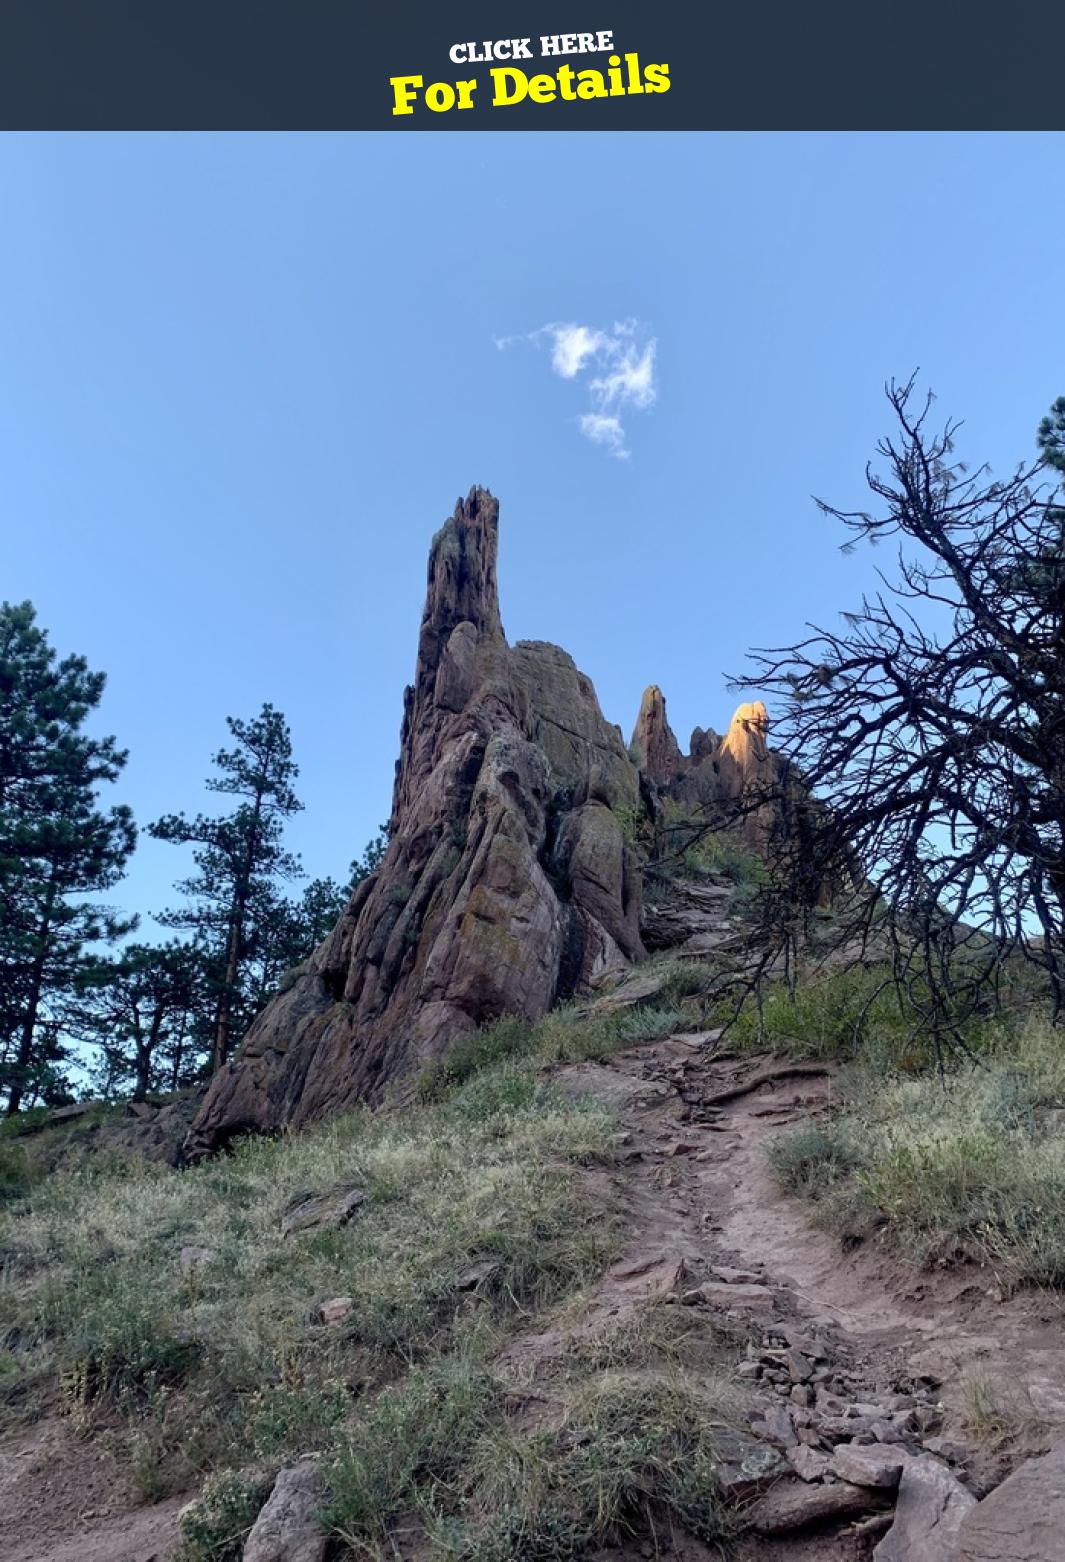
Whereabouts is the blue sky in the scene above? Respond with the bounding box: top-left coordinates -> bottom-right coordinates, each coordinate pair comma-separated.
2,131 -> 1063,929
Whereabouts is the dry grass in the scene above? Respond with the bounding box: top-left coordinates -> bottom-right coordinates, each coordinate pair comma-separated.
769,1013 -> 1065,1287
0,1064 -> 619,1514
961,1367 -> 1048,1448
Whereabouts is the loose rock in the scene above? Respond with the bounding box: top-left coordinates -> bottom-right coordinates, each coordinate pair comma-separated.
242,1461 -> 328,1562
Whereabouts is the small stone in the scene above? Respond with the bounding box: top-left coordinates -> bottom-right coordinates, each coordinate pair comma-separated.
681,1280 -> 776,1312
785,1348 -> 814,1382
923,1435 -> 968,1463
737,1361 -> 763,1380
790,1384 -> 815,1408
317,1296 -> 354,1324
455,1260 -> 500,1291
750,1404 -> 797,1448
716,1444 -> 789,1500
788,1444 -> 831,1482
710,1264 -> 764,1285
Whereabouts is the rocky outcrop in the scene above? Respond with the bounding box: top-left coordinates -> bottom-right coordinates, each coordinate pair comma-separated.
186,489 -> 810,1157
187,489 -> 645,1155
957,1441 -> 1065,1561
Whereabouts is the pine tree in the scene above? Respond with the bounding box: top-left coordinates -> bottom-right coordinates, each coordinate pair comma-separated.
0,602 -> 136,1113
74,940 -> 204,1101
150,704 -> 302,1073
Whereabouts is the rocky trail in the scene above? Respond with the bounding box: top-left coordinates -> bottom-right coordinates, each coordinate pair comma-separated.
522,1022 -> 1065,1560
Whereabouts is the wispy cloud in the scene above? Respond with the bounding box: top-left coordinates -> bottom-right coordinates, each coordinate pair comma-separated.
497,319 -> 657,459
578,412 -> 627,456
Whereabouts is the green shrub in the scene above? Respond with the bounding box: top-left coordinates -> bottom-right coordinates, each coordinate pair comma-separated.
771,1014 -> 1065,1286
726,964 -> 1003,1066
177,1469 -> 271,1562
768,1121 -> 866,1199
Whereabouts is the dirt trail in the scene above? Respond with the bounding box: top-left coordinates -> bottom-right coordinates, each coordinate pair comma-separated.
536,1031 -> 1065,1558
8,1029 -> 1065,1561
0,1414 -> 189,1562
557,1033 -> 1065,1429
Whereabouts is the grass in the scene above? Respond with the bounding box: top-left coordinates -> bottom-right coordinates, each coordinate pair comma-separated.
961,1367 -> 1048,1449
725,962 -> 1009,1068
416,957 -> 712,1101
0,1101 -> 126,1205
768,1012 -> 1065,1286
0,1063 -> 619,1507
321,1305 -> 746,1560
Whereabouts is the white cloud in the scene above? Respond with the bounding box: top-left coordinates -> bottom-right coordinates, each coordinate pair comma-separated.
548,324 -> 607,379
578,412 -> 629,459
496,318 -> 657,458
590,340 -> 656,411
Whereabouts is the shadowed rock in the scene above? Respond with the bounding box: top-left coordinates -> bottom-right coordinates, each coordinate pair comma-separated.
186,489 -> 644,1157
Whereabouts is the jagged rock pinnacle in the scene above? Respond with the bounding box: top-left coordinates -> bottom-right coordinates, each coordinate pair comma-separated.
631,685 -> 683,784
186,489 -> 644,1156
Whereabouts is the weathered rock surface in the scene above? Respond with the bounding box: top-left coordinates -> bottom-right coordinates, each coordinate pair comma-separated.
242,1460 -> 327,1562
188,490 -> 647,1153
187,489 -> 803,1155
280,1184 -> 367,1239
957,1441 -> 1065,1561
630,684 -> 683,784
831,1440 -> 906,1488
746,1477 -> 886,1533
874,1453 -> 976,1561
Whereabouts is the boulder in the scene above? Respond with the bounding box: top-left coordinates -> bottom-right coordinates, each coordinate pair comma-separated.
957,1441 -> 1065,1560
874,1453 -> 976,1562
242,1460 -> 327,1562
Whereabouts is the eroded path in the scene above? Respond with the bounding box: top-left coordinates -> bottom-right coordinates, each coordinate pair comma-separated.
537,1028 -> 1065,1557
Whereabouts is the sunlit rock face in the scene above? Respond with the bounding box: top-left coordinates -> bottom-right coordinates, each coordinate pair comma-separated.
630,689 -> 787,856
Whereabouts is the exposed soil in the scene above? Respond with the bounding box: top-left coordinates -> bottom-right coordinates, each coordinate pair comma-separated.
0,1414 -> 190,1561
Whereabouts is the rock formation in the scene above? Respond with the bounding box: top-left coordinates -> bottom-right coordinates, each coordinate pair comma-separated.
187,489 -> 644,1154
630,686 -> 790,858
187,489 -> 804,1156
630,685 -> 683,785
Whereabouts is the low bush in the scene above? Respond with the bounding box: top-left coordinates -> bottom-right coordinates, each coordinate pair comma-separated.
769,1014 -> 1065,1286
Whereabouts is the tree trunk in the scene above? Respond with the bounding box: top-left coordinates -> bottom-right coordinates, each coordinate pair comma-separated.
6,877 -> 58,1115
211,791 -> 265,1074
133,1004 -> 165,1103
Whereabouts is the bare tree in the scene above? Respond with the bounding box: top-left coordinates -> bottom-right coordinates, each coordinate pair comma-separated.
733,379 -> 1065,1049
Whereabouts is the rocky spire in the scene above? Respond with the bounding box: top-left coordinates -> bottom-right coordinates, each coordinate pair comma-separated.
185,489 -> 644,1158
630,685 -> 683,785
718,700 -> 771,785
